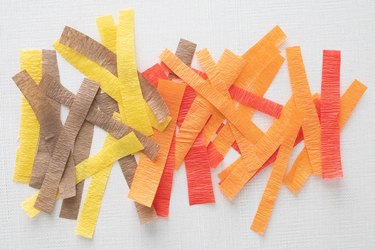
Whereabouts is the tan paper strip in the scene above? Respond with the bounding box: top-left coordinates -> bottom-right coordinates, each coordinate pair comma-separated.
43,79 -> 160,160
118,156 -> 157,224
60,121 -> 94,220
175,38 -> 197,67
93,92 -> 119,115
59,26 -> 169,123
34,78 -> 99,213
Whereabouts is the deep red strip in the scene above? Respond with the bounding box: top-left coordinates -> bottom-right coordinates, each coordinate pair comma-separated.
177,85 -> 197,127
229,85 -> 283,118
185,133 -> 215,205
142,64 -> 169,87
321,50 -> 342,179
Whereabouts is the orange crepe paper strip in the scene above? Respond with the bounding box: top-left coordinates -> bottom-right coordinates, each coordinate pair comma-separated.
185,133 -> 215,205
218,98 -> 296,200
128,80 -> 185,207
142,64 -> 169,87
251,109 -> 304,234
284,80 -> 367,193
321,50 -> 342,179
286,46 -> 321,175
229,86 -> 283,118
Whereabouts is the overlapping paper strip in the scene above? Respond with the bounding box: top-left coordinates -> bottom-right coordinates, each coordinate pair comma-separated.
12,8 -> 366,238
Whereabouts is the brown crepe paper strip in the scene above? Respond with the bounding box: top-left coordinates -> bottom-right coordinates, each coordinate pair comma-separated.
93,92 -> 119,115
118,156 -> 157,224
168,38 -> 197,78
60,120 -> 94,220
43,78 -> 159,160
33,77 -> 99,213
59,26 -> 169,123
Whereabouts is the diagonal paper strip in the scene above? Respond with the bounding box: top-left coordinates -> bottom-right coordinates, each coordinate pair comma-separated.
128,80 -> 185,207
284,80 -> 367,193
321,50 -> 342,179
251,109 -> 304,234
13,50 -> 42,184
142,64 -> 169,87
33,79 -> 99,213
286,46 -> 321,175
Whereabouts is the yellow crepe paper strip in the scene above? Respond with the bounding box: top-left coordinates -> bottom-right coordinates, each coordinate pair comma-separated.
251,109 -> 304,234
128,80 -> 185,207
97,15 -> 117,53
117,9 -> 152,135
284,80 -> 367,193
13,50 -> 42,184
21,193 -> 40,218
286,46 -> 321,175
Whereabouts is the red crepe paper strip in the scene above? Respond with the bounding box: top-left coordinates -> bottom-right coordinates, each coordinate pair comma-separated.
185,133 -> 215,205
229,86 -> 283,118
177,85 -> 197,127
142,63 -> 169,87
321,50 -> 342,179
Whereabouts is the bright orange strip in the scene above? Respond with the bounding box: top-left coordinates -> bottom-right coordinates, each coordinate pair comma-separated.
128,80 -> 185,207
284,80 -> 367,193
251,109 -> 304,234
286,46 -> 321,175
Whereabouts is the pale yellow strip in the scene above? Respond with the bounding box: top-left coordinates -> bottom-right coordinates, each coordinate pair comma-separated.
75,135 -> 114,239
13,50 -> 43,183
21,193 -> 40,218
96,15 -> 117,53
117,9 -> 152,135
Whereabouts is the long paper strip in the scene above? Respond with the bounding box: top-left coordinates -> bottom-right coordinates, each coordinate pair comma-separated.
321,50 -> 342,178
34,79 -> 99,213
284,80 -> 367,193
96,15 -> 117,53
13,50 -> 42,183
128,80 -> 185,207
251,110 -> 304,234
142,64 -> 169,87
117,9 -> 152,134
286,46 -> 321,175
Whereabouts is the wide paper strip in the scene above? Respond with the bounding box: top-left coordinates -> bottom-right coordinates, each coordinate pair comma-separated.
92,92 -> 118,115
284,80 -> 367,193
219,98 -> 296,200
251,110 -> 304,234
208,53 -> 285,167
142,63 -> 169,87
117,9 -> 152,135
34,79 -> 99,213
13,50 -> 42,184
321,50 -> 342,179
286,46 -> 321,175
128,80 -> 185,207
118,156 -> 158,223
96,15 -> 117,53
160,49 -> 265,145
60,25 -> 170,125
42,79 -> 159,160
185,133 -> 215,205
60,120 -> 94,220
30,50 -> 62,189
229,86 -> 283,118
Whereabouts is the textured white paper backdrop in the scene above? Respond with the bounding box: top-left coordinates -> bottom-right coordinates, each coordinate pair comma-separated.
1,0 -> 374,249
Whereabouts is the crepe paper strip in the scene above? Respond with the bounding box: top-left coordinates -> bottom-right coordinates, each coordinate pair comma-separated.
60,121 -> 94,220
286,46 -> 322,175
320,50 -> 342,179
208,54 -> 285,167
42,78 -> 160,160
116,9 -> 152,135
207,142 -> 224,168
284,80 -> 367,193
75,132 -> 143,183
96,15 -> 117,53
175,39 -> 197,67
160,49 -> 266,145
203,113 -> 225,146
59,26 -> 170,125
21,193 -> 40,218
185,133 -> 215,205
13,50 -> 42,184
177,85 -> 196,127
33,79 -> 99,213
219,98 -> 296,200
251,110 -> 304,234
118,156 -> 158,223
153,132 -> 176,217
128,80 -> 185,207
93,92 -> 119,115
229,86 -> 283,118
75,134 -> 115,239
242,25 -> 286,60
142,63 -> 169,87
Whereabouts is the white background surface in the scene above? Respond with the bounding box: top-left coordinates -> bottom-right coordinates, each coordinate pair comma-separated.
0,0 -> 374,249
